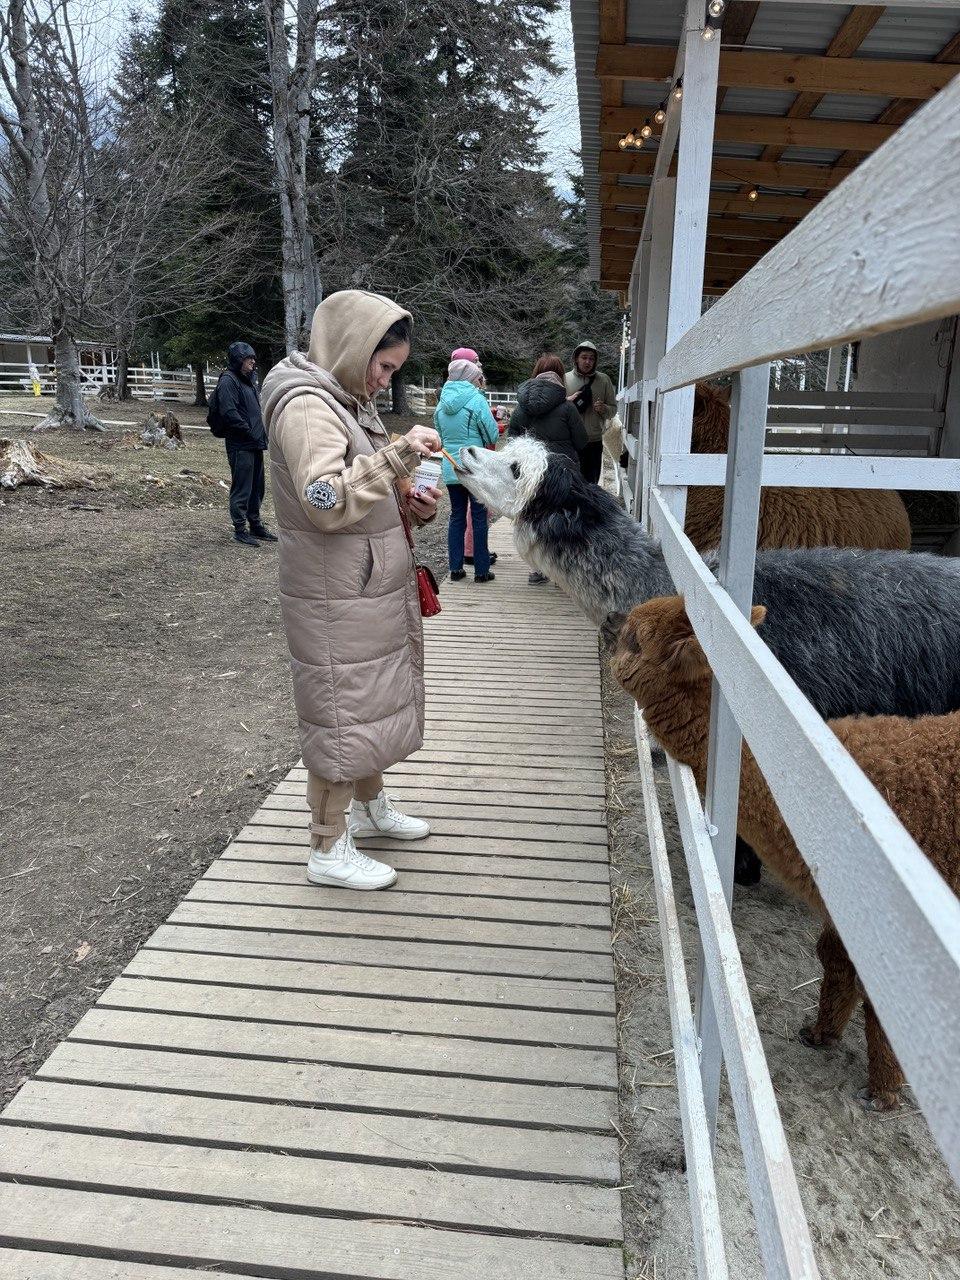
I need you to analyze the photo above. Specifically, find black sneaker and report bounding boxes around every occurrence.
[234,529,260,547]
[475,572,495,583]
[450,569,466,581]
[250,523,278,542]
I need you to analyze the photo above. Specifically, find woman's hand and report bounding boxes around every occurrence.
[407,484,441,522]
[404,425,441,457]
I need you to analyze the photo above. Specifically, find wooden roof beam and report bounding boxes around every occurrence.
[601,186,816,218]
[602,210,797,239]
[598,148,857,190]
[600,108,896,151]
[596,43,958,99]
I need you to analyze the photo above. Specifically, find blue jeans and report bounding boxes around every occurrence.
[447,483,490,575]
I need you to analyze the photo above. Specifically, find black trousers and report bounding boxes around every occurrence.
[226,445,265,530]
[579,440,603,485]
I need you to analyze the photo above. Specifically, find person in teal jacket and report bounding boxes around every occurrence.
[434,356,499,582]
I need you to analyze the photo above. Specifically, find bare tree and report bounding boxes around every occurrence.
[0,0,108,429]
[264,0,319,353]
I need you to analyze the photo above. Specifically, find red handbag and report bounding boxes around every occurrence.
[397,495,441,617]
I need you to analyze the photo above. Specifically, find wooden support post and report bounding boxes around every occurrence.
[694,364,769,1147]
[656,0,721,527]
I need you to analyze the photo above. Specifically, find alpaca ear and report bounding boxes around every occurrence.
[750,605,767,628]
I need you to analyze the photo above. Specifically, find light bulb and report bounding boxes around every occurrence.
[618,136,628,150]
[640,122,652,139]
[701,25,715,40]
[625,131,636,145]
[654,107,666,124]
[673,82,683,101]
[747,188,759,201]
[708,0,725,15]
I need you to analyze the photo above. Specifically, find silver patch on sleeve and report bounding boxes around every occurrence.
[305,479,337,510]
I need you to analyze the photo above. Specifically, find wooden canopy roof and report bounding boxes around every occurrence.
[583,1,960,295]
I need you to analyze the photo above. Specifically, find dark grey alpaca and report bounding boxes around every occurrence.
[456,438,960,883]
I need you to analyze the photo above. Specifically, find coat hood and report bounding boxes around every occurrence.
[307,289,412,403]
[228,341,256,374]
[437,379,478,416]
[517,374,567,418]
[572,340,599,361]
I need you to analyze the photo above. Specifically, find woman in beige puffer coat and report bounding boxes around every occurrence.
[261,291,442,891]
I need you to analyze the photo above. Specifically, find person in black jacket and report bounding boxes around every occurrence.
[507,353,588,585]
[218,341,277,547]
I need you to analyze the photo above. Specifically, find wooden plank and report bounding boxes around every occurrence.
[78,1002,617,1092]
[596,43,957,99]
[659,76,960,390]
[64,1011,617,1122]
[185,879,610,927]
[401,748,605,770]
[0,1184,625,1279]
[603,188,816,218]
[0,1126,622,1245]
[220,843,613,883]
[258,796,606,827]
[658,451,960,491]
[276,780,607,809]
[634,713,728,1280]
[8,1077,621,1181]
[127,947,616,1012]
[0,1251,252,1280]
[146,921,614,982]
[231,826,612,862]
[601,107,897,151]
[248,809,609,845]
[168,901,612,956]
[598,149,857,190]
[100,973,617,1052]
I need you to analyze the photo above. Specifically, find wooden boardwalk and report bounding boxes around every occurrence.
[0,523,624,1279]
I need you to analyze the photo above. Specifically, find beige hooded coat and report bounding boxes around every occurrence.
[261,291,425,783]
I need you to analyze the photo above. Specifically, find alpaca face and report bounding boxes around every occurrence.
[455,437,550,517]
[611,597,711,712]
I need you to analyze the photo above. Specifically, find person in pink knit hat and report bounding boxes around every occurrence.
[447,347,498,567]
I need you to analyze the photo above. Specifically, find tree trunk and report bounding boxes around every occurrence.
[116,347,131,400]
[264,0,319,354]
[35,329,104,432]
[390,370,410,416]
[194,362,208,408]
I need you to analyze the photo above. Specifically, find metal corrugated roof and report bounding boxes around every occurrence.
[569,1,960,288]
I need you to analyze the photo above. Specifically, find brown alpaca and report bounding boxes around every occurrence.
[612,595,960,1110]
[685,383,912,553]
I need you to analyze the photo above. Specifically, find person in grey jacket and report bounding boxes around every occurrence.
[565,340,616,484]
[508,354,588,585]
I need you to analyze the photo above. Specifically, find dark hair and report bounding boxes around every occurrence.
[374,316,412,353]
[533,353,566,378]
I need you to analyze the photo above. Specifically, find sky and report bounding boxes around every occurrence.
[538,6,583,193]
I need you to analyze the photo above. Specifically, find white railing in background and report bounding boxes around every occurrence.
[0,361,217,399]
[613,5,960,1277]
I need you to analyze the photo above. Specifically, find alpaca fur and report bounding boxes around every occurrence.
[687,383,912,552]
[455,437,960,723]
[612,595,960,1110]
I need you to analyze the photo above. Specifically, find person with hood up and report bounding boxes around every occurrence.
[508,353,589,585]
[218,341,276,547]
[261,291,442,892]
[434,355,499,583]
[565,340,616,484]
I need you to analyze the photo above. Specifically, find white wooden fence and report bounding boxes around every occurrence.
[0,360,216,399]
[614,5,960,1276]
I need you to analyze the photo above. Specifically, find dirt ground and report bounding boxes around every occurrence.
[603,661,960,1279]
[0,395,449,1107]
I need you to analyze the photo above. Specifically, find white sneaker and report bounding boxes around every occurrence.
[306,830,397,890]
[347,790,430,841]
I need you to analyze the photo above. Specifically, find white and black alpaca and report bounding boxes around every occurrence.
[456,437,960,881]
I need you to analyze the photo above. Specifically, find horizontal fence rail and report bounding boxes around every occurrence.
[658,74,960,391]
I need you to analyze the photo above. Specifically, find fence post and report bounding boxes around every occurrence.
[695,363,769,1146]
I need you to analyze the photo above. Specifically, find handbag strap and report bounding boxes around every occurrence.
[394,486,417,552]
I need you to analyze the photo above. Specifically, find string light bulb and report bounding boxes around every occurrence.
[618,136,628,150]
[701,24,715,39]
[708,0,725,15]
[625,130,636,145]
[747,187,759,201]
[640,120,652,139]
[673,79,683,102]
[654,104,666,124]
